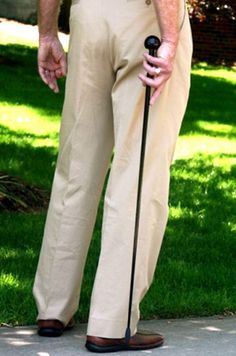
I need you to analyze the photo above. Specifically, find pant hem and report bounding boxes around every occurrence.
[87,317,138,338]
[36,314,70,327]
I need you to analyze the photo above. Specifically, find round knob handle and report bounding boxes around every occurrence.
[144,35,161,51]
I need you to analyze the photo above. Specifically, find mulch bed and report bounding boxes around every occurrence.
[0,172,49,213]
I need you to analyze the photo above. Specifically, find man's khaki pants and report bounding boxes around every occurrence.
[33,0,193,338]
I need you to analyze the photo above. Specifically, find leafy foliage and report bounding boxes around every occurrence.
[187,0,236,21]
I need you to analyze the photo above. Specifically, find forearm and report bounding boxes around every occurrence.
[153,0,180,46]
[38,0,61,39]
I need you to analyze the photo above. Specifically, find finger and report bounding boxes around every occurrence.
[38,66,49,85]
[48,71,59,93]
[53,83,59,93]
[150,84,165,106]
[150,89,160,106]
[44,69,57,92]
[138,74,161,88]
[53,79,59,93]
[55,68,62,79]
[144,52,166,68]
[51,72,59,93]
[45,70,56,91]
[143,60,160,77]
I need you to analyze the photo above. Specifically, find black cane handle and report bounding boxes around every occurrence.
[144,35,161,78]
[144,35,161,57]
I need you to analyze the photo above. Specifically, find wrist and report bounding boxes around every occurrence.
[39,33,59,44]
[161,36,179,48]
[38,25,58,41]
[158,39,178,60]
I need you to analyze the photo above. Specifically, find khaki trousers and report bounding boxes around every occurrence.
[33,0,192,338]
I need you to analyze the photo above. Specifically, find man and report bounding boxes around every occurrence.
[33,0,193,352]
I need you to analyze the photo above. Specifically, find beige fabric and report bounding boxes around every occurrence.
[33,0,193,338]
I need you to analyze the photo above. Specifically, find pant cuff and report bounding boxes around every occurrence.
[36,313,71,327]
[87,317,138,338]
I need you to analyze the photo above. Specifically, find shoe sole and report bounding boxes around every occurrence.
[38,324,74,337]
[85,339,164,353]
[38,328,63,337]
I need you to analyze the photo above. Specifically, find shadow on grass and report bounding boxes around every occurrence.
[0,124,57,190]
[182,73,236,136]
[0,153,235,324]
[0,44,65,116]
[0,213,45,325]
[167,153,235,266]
[140,153,236,318]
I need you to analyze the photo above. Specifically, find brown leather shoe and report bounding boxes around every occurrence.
[37,318,75,337]
[85,330,164,352]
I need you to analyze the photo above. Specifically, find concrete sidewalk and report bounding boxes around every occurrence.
[0,316,235,355]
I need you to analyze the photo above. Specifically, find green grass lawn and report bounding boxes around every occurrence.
[0,36,235,325]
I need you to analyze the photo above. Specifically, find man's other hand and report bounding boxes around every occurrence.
[38,36,67,93]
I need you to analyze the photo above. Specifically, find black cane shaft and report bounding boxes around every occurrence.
[125,35,161,344]
[125,86,151,342]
